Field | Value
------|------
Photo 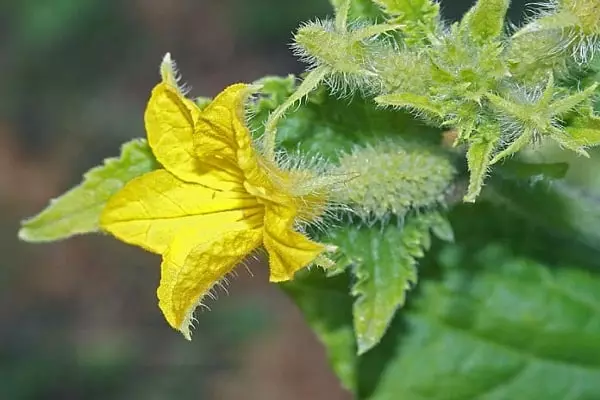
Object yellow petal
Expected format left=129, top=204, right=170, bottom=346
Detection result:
left=100, top=169, right=263, bottom=254
left=262, top=204, right=327, bottom=282
left=145, top=82, right=243, bottom=190
left=158, top=226, right=263, bottom=339
left=194, top=84, right=269, bottom=186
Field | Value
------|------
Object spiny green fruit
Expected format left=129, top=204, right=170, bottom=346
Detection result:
left=335, top=141, right=456, bottom=220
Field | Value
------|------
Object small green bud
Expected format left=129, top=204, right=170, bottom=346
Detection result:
left=460, top=0, right=510, bottom=43
left=294, top=20, right=369, bottom=76
left=293, top=20, right=401, bottom=93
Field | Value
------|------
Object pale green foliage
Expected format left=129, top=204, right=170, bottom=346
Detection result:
left=291, top=0, right=600, bottom=202
left=19, top=139, right=158, bottom=242
left=330, top=212, right=453, bottom=354
left=336, top=141, right=456, bottom=218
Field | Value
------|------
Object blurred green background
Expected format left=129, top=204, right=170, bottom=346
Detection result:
left=0, top=1, right=530, bottom=399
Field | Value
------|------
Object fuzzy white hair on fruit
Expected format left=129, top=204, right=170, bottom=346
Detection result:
left=334, top=140, right=456, bottom=224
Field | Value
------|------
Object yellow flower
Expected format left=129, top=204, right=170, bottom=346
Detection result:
left=100, top=56, right=334, bottom=339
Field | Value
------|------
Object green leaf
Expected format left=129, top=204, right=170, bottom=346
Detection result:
left=465, top=138, right=496, bottom=202
left=461, top=0, right=510, bottom=43
left=368, top=245, right=600, bottom=400
left=286, top=243, right=600, bottom=399
left=19, top=139, right=159, bottom=242
left=331, top=212, right=453, bottom=354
